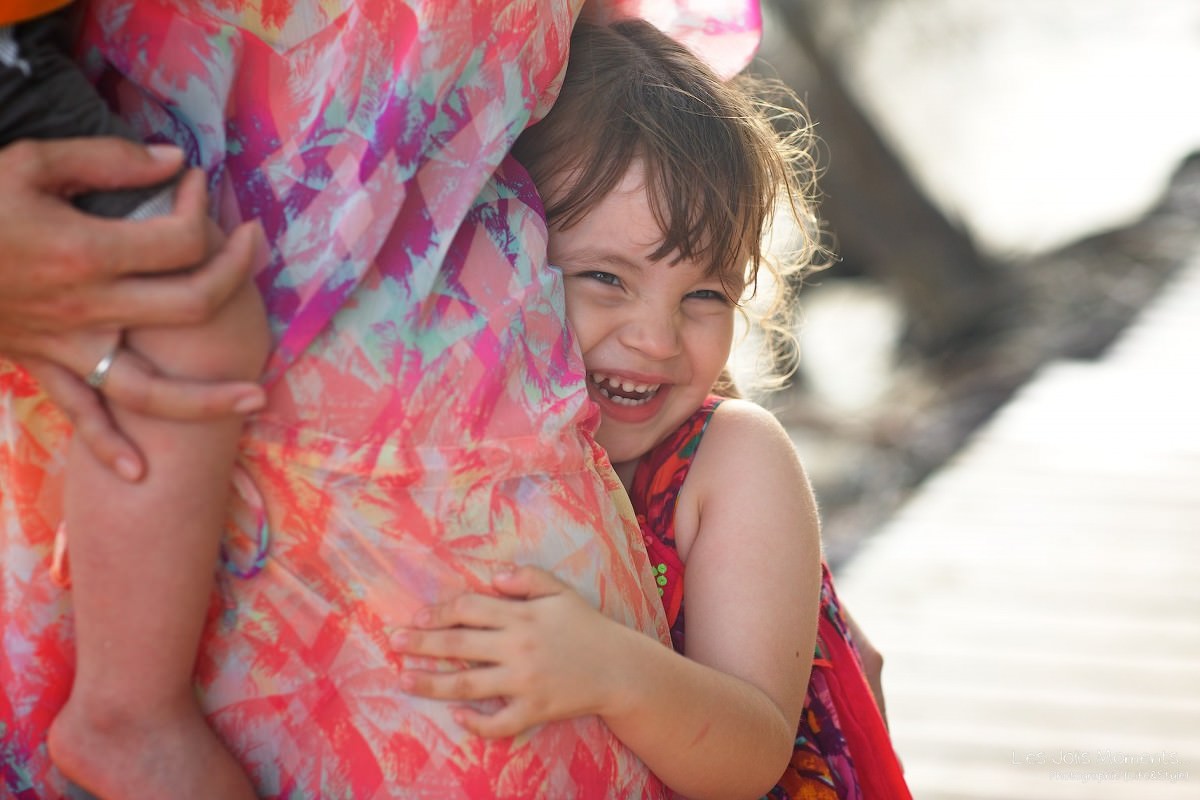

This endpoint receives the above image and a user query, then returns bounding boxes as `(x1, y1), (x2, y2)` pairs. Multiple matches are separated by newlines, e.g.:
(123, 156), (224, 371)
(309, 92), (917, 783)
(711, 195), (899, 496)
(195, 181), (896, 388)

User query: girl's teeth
(598, 387), (643, 406)
(590, 372), (662, 405)
(590, 373), (658, 393)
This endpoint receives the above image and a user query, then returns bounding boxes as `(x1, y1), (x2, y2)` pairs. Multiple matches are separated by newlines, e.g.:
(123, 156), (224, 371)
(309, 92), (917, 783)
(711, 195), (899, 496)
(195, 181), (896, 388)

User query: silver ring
(85, 346), (119, 390)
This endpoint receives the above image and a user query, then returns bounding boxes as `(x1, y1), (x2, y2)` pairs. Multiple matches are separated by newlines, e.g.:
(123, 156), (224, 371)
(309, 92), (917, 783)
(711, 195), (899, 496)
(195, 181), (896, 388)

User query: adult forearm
(599, 624), (794, 800)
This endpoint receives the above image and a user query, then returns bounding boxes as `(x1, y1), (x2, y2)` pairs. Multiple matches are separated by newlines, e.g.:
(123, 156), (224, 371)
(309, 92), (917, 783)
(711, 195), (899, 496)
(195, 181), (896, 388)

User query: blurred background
(744, 0), (1200, 561)
(740, 1), (1200, 797)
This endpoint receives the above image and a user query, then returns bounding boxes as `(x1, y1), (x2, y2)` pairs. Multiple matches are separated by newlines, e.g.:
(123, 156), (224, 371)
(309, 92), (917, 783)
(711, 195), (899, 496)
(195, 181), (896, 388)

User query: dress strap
(628, 395), (722, 530)
(627, 395), (723, 649)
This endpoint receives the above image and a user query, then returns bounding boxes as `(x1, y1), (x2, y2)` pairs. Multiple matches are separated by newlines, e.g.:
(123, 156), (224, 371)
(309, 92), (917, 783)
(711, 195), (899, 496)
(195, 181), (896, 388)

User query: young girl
(2, 4), (265, 797)
(394, 18), (911, 800)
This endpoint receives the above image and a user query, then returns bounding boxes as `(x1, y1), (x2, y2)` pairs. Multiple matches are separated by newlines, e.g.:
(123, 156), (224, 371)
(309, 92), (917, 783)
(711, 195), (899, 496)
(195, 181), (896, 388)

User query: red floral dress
(628, 396), (913, 800)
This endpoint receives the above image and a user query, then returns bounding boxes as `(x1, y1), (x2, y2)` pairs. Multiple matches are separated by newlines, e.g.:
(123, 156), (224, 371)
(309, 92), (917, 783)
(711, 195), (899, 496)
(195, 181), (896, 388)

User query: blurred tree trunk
(764, 0), (1022, 355)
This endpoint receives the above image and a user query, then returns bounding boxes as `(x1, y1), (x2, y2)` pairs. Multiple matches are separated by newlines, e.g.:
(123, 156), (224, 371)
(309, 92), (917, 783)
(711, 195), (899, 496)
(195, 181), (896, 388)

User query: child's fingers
(452, 704), (533, 740)
(393, 627), (504, 664)
(492, 564), (569, 599)
(398, 664), (507, 702)
(411, 591), (518, 630)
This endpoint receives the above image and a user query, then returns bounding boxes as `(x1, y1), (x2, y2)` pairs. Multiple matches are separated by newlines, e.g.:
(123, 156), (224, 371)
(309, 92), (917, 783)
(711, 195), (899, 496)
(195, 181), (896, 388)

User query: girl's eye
(686, 289), (731, 303)
(584, 270), (621, 287)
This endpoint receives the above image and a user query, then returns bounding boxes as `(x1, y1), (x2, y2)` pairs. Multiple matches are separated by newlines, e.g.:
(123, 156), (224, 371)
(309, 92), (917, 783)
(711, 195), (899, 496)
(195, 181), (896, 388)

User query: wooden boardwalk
(834, 255), (1200, 798)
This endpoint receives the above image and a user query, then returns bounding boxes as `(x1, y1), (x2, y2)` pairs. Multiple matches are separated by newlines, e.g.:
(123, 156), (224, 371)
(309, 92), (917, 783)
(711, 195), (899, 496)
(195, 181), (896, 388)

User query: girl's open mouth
(589, 372), (661, 406)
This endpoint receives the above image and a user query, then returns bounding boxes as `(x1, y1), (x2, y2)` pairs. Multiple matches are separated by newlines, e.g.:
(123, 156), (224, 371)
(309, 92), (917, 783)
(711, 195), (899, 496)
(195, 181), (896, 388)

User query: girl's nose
(620, 311), (682, 360)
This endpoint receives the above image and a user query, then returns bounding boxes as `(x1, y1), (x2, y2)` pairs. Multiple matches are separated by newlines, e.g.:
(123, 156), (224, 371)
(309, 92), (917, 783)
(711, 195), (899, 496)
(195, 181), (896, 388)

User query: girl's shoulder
(702, 398), (798, 461)
(696, 399), (808, 493)
(674, 398), (815, 558)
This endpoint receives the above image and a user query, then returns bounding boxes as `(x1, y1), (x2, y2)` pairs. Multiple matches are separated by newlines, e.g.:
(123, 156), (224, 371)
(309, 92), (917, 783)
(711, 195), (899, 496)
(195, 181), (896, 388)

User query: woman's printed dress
(629, 397), (912, 800)
(0, 2), (762, 797)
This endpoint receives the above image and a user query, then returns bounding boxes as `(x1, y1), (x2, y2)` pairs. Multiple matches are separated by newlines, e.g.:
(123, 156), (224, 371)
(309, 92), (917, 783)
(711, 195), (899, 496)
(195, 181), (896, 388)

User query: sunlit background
(739, 1), (1200, 797)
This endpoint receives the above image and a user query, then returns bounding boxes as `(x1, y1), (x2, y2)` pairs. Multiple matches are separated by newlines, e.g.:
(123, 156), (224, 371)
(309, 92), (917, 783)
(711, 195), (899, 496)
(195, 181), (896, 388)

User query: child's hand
(393, 565), (626, 738)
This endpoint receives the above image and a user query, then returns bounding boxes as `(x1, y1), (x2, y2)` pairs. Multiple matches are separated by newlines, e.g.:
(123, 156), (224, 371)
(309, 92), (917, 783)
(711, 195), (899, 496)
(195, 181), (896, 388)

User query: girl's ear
(711, 368), (741, 399)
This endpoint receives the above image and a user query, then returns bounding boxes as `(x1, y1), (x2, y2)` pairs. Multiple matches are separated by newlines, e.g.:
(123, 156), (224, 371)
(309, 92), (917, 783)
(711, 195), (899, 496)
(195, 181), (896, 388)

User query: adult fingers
(26, 327), (265, 421)
(85, 220), (264, 328)
(7, 147), (204, 280)
(101, 348), (266, 420)
(30, 327), (123, 388)
(85, 168), (212, 278)
(0, 322), (66, 363)
(17, 137), (186, 196)
(22, 358), (145, 481)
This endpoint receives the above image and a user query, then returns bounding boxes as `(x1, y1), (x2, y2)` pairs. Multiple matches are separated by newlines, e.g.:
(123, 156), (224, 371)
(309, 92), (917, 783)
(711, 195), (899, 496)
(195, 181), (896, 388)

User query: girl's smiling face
(550, 164), (742, 480)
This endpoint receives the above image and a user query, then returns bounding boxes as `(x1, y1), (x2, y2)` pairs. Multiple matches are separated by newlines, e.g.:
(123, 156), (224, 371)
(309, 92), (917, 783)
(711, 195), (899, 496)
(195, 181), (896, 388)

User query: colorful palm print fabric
(0, 1), (761, 797)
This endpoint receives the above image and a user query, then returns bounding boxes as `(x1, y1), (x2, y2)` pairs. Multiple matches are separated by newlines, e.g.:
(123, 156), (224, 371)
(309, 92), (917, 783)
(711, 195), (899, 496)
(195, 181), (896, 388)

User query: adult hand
(11, 221), (268, 481)
(0, 137), (259, 345)
(0, 138), (269, 478)
(394, 565), (626, 738)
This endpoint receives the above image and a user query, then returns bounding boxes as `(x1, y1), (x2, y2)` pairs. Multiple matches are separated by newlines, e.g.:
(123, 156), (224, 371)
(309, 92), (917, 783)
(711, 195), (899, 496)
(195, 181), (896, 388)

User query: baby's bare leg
(49, 280), (268, 800)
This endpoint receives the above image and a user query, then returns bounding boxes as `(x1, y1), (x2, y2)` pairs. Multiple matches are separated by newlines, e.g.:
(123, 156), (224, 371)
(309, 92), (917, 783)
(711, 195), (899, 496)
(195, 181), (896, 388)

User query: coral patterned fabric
(0, 1), (762, 797)
(629, 397), (910, 800)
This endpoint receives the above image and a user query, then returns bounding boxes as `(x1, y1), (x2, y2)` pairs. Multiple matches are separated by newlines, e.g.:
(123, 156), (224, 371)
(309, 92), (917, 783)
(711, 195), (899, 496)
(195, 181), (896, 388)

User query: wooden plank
(833, 256), (1200, 798)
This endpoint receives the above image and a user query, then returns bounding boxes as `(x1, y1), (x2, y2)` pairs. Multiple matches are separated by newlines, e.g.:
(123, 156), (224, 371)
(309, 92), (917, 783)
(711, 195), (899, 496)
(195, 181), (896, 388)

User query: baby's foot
(48, 696), (256, 800)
